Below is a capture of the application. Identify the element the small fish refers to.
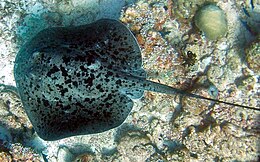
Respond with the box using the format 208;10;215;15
14;19;259;141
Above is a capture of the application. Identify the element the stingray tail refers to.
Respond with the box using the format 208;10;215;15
143;80;260;111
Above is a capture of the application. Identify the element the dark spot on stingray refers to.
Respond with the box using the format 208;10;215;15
90;69;95;73
86;54;96;66
72;81;78;87
96;72;101;78
62;105;71;111
99;88;105;93
84;98;90;102
65;78;72;84
47;66;59;77
85;74;95;87
13;19;259;141
116;79;122;86
79;65;87;72
60;65;68;77
96;84;102;89
42;99;49;107
59;87;68;96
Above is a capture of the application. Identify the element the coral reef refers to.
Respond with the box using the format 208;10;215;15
0;0;259;161
195;4;228;40
245;39;260;74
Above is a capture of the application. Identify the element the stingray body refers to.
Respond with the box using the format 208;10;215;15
14;19;149;140
14;19;259;141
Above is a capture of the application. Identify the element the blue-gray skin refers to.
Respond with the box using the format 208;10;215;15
14;19;259;141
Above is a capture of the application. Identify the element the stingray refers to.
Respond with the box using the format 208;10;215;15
14;19;259;141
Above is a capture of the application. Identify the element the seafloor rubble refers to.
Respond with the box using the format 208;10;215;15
0;0;259;161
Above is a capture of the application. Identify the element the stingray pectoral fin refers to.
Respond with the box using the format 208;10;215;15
144;80;260;111
32;92;134;141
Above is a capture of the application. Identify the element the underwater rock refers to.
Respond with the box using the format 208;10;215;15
9;143;41;161
57;146;75;162
116;131;154;161
245;40;260;74
0;152;12;161
182;88;211;116
195;4;227;40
